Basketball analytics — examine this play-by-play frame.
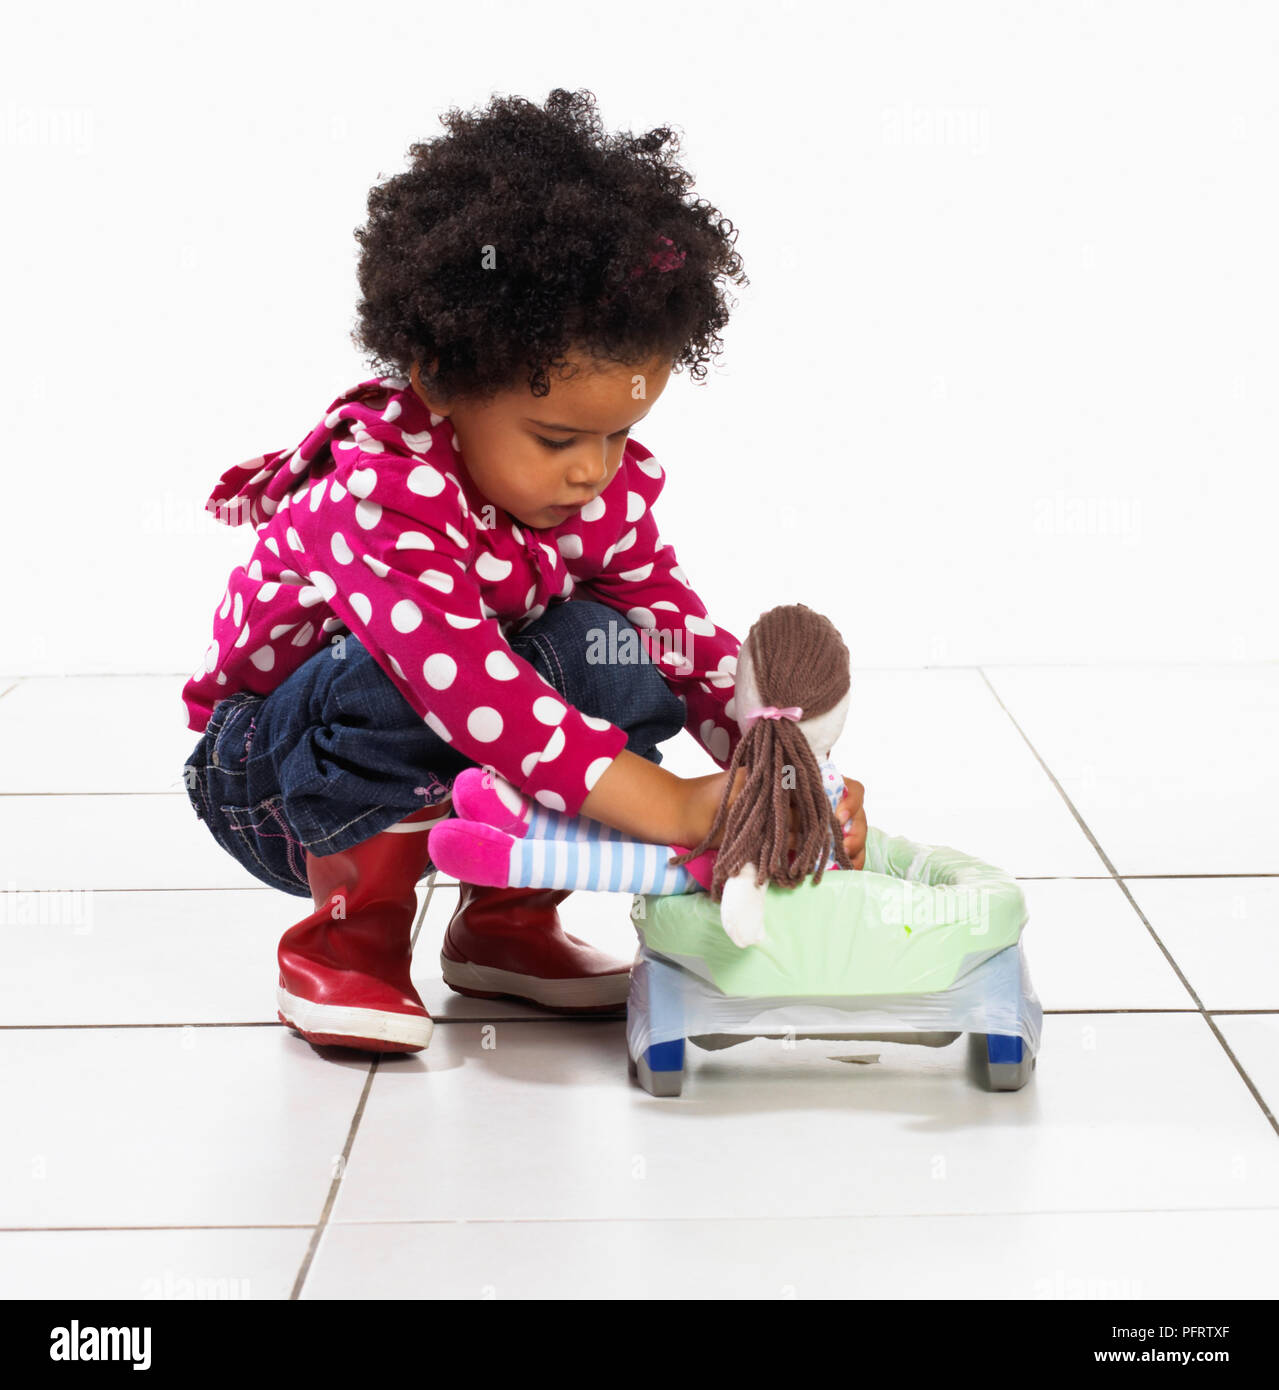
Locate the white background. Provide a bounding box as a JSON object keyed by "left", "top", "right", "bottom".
{"left": 3, "top": 0, "right": 1275, "bottom": 686}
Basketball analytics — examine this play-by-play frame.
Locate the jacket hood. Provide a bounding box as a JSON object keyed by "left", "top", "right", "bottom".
{"left": 204, "top": 375, "right": 420, "bottom": 529}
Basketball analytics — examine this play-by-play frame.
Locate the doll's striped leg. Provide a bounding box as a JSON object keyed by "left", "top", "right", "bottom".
{"left": 524, "top": 804, "right": 627, "bottom": 843}
{"left": 509, "top": 833, "right": 697, "bottom": 894}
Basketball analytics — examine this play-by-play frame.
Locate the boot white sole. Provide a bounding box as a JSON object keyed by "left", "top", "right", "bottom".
{"left": 440, "top": 955, "right": 630, "bottom": 1009}
{"left": 277, "top": 986, "right": 434, "bottom": 1050}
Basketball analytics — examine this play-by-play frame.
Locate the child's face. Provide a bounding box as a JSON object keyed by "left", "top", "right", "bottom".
{"left": 409, "top": 349, "right": 673, "bottom": 530}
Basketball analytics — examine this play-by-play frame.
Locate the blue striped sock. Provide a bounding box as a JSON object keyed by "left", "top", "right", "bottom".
{"left": 509, "top": 834, "right": 698, "bottom": 894}
{"left": 523, "top": 803, "right": 626, "bottom": 843}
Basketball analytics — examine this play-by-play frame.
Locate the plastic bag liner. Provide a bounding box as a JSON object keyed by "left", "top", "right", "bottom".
{"left": 626, "top": 824, "right": 1043, "bottom": 1057}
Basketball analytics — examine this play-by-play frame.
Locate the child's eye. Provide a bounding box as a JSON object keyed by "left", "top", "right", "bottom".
{"left": 534, "top": 429, "right": 631, "bottom": 452}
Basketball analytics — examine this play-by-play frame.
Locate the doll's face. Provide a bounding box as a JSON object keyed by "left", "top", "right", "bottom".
{"left": 409, "top": 349, "right": 673, "bottom": 531}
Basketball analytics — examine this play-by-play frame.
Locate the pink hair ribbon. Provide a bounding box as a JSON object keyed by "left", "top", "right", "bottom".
{"left": 742, "top": 704, "right": 804, "bottom": 730}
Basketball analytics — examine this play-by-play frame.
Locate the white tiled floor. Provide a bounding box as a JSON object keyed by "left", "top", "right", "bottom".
{"left": 1, "top": 665, "right": 1276, "bottom": 1299}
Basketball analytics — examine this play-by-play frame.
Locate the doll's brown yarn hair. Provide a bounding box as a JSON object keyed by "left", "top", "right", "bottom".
{"left": 669, "top": 603, "right": 852, "bottom": 902}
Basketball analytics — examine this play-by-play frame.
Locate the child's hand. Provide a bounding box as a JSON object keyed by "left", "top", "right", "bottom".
{"left": 837, "top": 777, "right": 868, "bottom": 869}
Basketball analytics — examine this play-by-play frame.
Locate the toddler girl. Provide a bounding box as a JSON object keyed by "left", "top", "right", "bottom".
{"left": 181, "top": 88, "right": 866, "bottom": 1056}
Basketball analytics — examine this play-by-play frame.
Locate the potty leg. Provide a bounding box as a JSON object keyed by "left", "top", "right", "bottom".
{"left": 627, "top": 953, "right": 686, "bottom": 1097}
{"left": 983, "top": 1031, "right": 1036, "bottom": 1091}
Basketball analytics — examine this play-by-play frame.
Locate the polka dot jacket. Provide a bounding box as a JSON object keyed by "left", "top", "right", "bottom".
{"left": 182, "top": 375, "right": 744, "bottom": 818}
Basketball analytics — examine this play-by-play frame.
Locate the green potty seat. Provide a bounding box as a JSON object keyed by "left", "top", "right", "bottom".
{"left": 630, "top": 824, "right": 1027, "bottom": 999}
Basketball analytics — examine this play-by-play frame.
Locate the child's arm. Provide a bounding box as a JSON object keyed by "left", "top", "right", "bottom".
{"left": 579, "top": 753, "right": 746, "bottom": 851}
{"left": 578, "top": 749, "right": 731, "bottom": 848}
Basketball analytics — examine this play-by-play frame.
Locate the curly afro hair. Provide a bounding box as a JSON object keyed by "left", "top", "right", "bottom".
{"left": 350, "top": 88, "right": 748, "bottom": 402}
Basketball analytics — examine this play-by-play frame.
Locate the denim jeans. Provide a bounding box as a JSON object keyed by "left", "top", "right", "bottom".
{"left": 182, "top": 598, "right": 688, "bottom": 898}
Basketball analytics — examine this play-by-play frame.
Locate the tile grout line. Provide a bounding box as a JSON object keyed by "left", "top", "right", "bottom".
{"left": 289, "top": 1057, "right": 381, "bottom": 1301}
{"left": 7, "top": 1009, "right": 1278, "bottom": 1033}
{"left": 289, "top": 867, "right": 445, "bottom": 1300}
{"left": 977, "top": 667, "right": 1279, "bottom": 1138}
{"left": 5, "top": 1201, "right": 1279, "bottom": 1235}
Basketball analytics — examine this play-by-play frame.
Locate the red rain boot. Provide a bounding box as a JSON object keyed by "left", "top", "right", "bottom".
{"left": 440, "top": 883, "right": 632, "bottom": 1012}
{"left": 277, "top": 799, "right": 451, "bottom": 1053}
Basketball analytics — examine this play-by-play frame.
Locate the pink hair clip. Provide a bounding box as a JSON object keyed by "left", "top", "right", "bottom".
{"left": 628, "top": 234, "right": 686, "bottom": 280}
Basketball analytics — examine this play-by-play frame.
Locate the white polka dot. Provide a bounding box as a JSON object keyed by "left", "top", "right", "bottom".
{"left": 533, "top": 790, "right": 566, "bottom": 812}
{"left": 580, "top": 495, "right": 607, "bottom": 522}
{"left": 308, "top": 571, "right": 337, "bottom": 601}
{"left": 445, "top": 522, "right": 468, "bottom": 550}
{"left": 445, "top": 612, "right": 481, "bottom": 629}
{"left": 685, "top": 613, "right": 715, "bottom": 635}
{"left": 232, "top": 593, "right": 243, "bottom": 626}
{"left": 396, "top": 531, "right": 435, "bottom": 551}
{"left": 329, "top": 480, "right": 347, "bottom": 503}
{"left": 355, "top": 499, "right": 382, "bottom": 529}
{"left": 286, "top": 527, "right": 302, "bottom": 552}
{"left": 391, "top": 599, "right": 422, "bottom": 633}
{"left": 423, "top": 653, "right": 457, "bottom": 689}
{"left": 349, "top": 468, "right": 380, "bottom": 499}
{"left": 382, "top": 399, "right": 402, "bottom": 422}
{"left": 626, "top": 606, "right": 656, "bottom": 629}
{"left": 485, "top": 648, "right": 518, "bottom": 681}
{"left": 362, "top": 554, "right": 390, "bottom": 578}
{"left": 702, "top": 722, "right": 730, "bottom": 763}
{"left": 218, "top": 589, "right": 231, "bottom": 620}
{"left": 467, "top": 707, "right": 503, "bottom": 742}
{"left": 203, "top": 640, "right": 219, "bottom": 673}
{"left": 538, "top": 727, "right": 565, "bottom": 763}
{"left": 401, "top": 428, "right": 433, "bottom": 453}
{"left": 510, "top": 524, "right": 523, "bottom": 545}
{"left": 407, "top": 464, "right": 444, "bottom": 496}
{"left": 532, "top": 695, "right": 566, "bottom": 725}
{"left": 476, "top": 552, "right": 512, "bottom": 582}
{"left": 419, "top": 569, "right": 454, "bottom": 593}
{"left": 618, "top": 563, "right": 654, "bottom": 582}
{"left": 330, "top": 533, "right": 353, "bottom": 564}
{"left": 257, "top": 582, "right": 280, "bottom": 602}
{"left": 614, "top": 527, "right": 637, "bottom": 554}
{"left": 557, "top": 534, "right": 584, "bottom": 560}
{"left": 582, "top": 714, "right": 613, "bottom": 732}
{"left": 626, "top": 491, "right": 646, "bottom": 523}
{"left": 584, "top": 756, "right": 614, "bottom": 791}
{"left": 350, "top": 593, "right": 372, "bottom": 624}
{"left": 249, "top": 646, "right": 275, "bottom": 672}
{"left": 425, "top": 711, "right": 452, "bottom": 743}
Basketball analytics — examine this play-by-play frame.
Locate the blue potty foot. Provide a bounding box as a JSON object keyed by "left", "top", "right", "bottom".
{"left": 974, "top": 1031, "right": 1036, "bottom": 1091}
{"left": 633, "top": 1038, "right": 685, "bottom": 1097}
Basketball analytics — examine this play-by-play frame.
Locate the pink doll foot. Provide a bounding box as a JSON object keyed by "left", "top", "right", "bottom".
{"left": 450, "top": 767, "right": 531, "bottom": 837}
{"left": 427, "top": 819, "right": 515, "bottom": 887}
{"left": 671, "top": 845, "right": 718, "bottom": 892}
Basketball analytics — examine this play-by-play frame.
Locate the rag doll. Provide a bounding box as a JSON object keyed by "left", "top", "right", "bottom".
{"left": 427, "top": 603, "right": 855, "bottom": 947}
